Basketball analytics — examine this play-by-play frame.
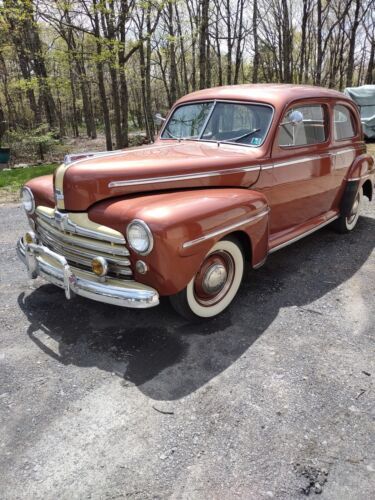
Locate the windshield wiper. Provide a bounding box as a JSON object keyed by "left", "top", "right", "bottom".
{"left": 221, "top": 128, "right": 261, "bottom": 144}
{"left": 165, "top": 129, "right": 182, "bottom": 140}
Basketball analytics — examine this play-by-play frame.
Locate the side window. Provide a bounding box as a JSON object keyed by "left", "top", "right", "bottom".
{"left": 278, "top": 105, "right": 327, "bottom": 147}
{"left": 334, "top": 105, "right": 356, "bottom": 140}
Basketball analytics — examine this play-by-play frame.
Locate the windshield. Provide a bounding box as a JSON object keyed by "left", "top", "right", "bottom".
{"left": 161, "top": 101, "right": 273, "bottom": 146}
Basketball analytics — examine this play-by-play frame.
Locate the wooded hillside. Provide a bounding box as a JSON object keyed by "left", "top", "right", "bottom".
{"left": 0, "top": 0, "right": 374, "bottom": 153}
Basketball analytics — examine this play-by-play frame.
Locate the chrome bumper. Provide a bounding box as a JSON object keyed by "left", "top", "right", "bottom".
{"left": 17, "top": 237, "right": 159, "bottom": 309}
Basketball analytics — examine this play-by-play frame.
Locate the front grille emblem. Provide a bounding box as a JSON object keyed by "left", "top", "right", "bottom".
{"left": 54, "top": 188, "right": 64, "bottom": 201}
{"left": 54, "top": 211, "right": 68, "bottom": 231}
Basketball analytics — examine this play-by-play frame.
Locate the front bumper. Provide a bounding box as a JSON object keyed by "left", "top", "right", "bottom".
{"left": 17, "top": 237, "right": 159, "bottom": 309}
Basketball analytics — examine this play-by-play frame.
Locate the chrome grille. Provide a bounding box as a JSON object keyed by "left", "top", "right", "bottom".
{"left": 35, "top": 210, "right": 132, "bottom": 278}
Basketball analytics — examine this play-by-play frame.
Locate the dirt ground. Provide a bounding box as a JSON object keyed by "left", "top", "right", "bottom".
{"left": 0, "top": 193, "right": 374, "bottom": 499}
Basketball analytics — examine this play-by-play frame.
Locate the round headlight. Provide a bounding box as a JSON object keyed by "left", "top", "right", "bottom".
{"left": 21, "top": 187, "right": 35, "bottom": 214}
{"left": 126, "top": 220, "right": 153, "bottom": 255}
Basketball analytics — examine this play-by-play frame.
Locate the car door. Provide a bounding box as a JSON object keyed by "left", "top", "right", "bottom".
{"left": 265, "top": 101, "right": 334, "bottom": 236}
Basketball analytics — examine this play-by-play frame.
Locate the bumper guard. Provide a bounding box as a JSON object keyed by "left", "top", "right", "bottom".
{"left": 17, "top": 237, "right": 159, "bottom": 309}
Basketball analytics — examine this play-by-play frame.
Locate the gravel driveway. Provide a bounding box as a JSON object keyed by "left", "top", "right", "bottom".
{"left": 0, "top": 199, "right": 374, "bottom": 499}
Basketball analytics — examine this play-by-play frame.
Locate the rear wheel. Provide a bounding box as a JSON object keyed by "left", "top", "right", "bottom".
{"left": 333, "top": 188, "right": 363, "bottom": 234}
{"left": 170, "top": 237, "right": 245, "bottom": 320}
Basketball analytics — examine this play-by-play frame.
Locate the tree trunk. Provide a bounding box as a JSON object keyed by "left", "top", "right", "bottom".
{"left": 316, "top": 0, "right": 323, "bottom": 85}
{"left": 281, "top": 0, "right": 292, "bottom": 83}
{"left": 175, "top": 2, "right": 189, "bottom": 94}
{"left": 68, "top": 53, "right": 79, "bottom": 137}
{"left": 365, "top": 39, "right": 375, "bottom": 84}
{"left": 199, "top": 0, "right": 209, "bottom": 89}
{"left": 226, "top": 0, "right": 232, "bottom": 85}
{"left": 346, "top": 0, "right": 361, "bottom": 87}
{"left": 234, "top": 0, "right": 244, "bottom": 85}
{"left": 298, "top": 0, "right": 309, "bottom": 83}
{"left": 168, "top": 1, "right": 178, "bottom": 102}
{"left": 92, "top": 0, "right": 112, "bottom": 150}
{"left": 252, "top": 0, "right": 259, "bottom": 83}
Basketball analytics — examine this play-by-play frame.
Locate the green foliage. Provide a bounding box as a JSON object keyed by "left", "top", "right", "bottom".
{"left": 0, "top": 163, "right": 57, "bottom": 191}
{"left": 3, "top": 126, "right": 59, "bottom": 162}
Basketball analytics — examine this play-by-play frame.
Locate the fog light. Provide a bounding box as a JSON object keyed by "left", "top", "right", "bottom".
{"left": 91, "top": 256, "right": 108, "bottom": 277}
{"left": 24, "top": 231, "right": 37, "bottom": 244}
{"left": 136, "top": 260, "right": 148, "bottom": 274}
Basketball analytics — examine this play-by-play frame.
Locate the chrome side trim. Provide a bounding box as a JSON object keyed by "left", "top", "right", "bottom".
{"left": 273, "top": 156, "right": 320, "bottom": 168}
{"left": 347, "top": 173, "right": 373, "bottom": 182}
{"left": 109, "top": 165, "right": 260, "bottom": 188}
{"left": 334, "top": 148, "right": 356, "bottom": 155}
{"left": 269, "top": 215, "right": 339, "bottom": 254}
{"left": 17, "top": 238, "right": 159, "bottom": 309}
{"left": 182, "top": 208, "right": 270, "bottom": 249}
{"left": 37, "top": 209, "right": 125, "bottom": 244}
{"left": 260, "top": 148, "right": 358, "bottom": 171}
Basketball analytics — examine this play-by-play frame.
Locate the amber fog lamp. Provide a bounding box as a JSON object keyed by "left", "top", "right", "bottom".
{"left": 91, "top": 256, "right": 108, "bottom": 277}
{"left": 24, "top": 231, "right": 37, "bottom": 245}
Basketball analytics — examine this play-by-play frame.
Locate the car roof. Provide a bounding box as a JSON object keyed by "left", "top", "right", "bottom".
{"left": 175, "top": 84, "right": 347, "bottom": 108}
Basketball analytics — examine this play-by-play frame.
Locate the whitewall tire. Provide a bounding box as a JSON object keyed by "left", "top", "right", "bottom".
{"left": 334, "top": 188, "right": 363, "bottom": 234}
{"left": 169, "top": 237, "right": 245, "bottom": 320}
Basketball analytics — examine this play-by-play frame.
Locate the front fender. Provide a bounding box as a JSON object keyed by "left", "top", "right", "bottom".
{"left": 88, "top": 188, "right": 269, "bottom": 295}
{"left": 25, "top": 175, "right": 55, "bottom": 210}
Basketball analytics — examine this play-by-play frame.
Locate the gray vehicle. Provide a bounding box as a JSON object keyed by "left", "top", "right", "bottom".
{"left": 344, "top": 85, "right": 375, "bottom": 139}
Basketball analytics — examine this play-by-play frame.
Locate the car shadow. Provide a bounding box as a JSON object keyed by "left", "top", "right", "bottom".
{"left": 18, "top": 215, "right": 375, "bottom": 401}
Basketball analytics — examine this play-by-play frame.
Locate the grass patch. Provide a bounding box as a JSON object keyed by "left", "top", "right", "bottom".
{"left": 0, "top": 164, "right": 57, "bottom": 192}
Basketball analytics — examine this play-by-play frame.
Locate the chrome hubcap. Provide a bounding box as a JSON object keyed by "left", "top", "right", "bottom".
{"left": 193, "top": 250, "right": 235, "bottom": 306}
{"left": 202, "top": 264, "right": 228, "bottom": 294}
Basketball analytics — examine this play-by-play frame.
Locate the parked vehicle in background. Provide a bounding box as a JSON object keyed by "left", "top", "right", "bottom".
{"left": 17, "top": 84, "right": 374, "bottom": 319}
{"left": 344, "top": 85, "right": 375, "bottom": 139}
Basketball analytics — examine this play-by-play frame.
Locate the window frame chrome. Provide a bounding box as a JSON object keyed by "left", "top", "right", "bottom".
{"left": 278, "top": 102, "right": 330, "bottom": 150}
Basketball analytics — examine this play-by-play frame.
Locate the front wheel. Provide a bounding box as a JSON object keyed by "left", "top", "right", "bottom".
{"left": 169, "top": 237, "right": 245, "bottom": 320}
{"left": 333, "top": 188, "right": 363, "bottom": 234}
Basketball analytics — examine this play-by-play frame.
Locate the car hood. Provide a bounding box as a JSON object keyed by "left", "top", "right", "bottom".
{"left": 55, "top": 140, "right": 264, "bottom": 211}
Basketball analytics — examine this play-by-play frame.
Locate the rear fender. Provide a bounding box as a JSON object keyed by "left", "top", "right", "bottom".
{"left": 341, "top": 153, "right": 374, "bottom": 215}
{"left": 346, "top": 153, "right": 374, "bottom": 181}
{"left": 88, "top": 188, "right": 269, "bottom": 295}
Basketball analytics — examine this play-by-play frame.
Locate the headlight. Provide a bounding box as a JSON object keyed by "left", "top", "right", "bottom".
{"left": 21, "top": 186, "right": 35, "bottom": 214}
{"left": 126, "top": 220, "right": 153, "bottom": 255}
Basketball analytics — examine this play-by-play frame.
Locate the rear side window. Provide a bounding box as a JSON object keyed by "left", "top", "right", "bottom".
{"left": 278, "top": 105, "right": 327, "bottom": 147}
{"left": 334, "top": 105, "right": 356, "bottom": 140}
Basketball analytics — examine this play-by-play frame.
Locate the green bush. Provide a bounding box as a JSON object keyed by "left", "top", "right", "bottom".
{"left": 3, "top": 126, "right": 59, "bottom": 162}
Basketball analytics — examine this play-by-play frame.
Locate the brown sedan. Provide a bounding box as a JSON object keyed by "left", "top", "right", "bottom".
{"left": 17, "top": 84, "right": 374, "bottom": 319}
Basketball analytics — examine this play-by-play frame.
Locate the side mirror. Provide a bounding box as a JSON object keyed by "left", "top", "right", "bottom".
{"left": 289, "top": 110, "right": 303, "bottom": 125}
{"left": 154, "top": 113, "right": 166, "bottom": 126}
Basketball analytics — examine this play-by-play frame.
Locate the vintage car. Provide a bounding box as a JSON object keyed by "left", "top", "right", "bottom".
{"left": 17, "top": 84, "right": 374, "bottom": 319}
